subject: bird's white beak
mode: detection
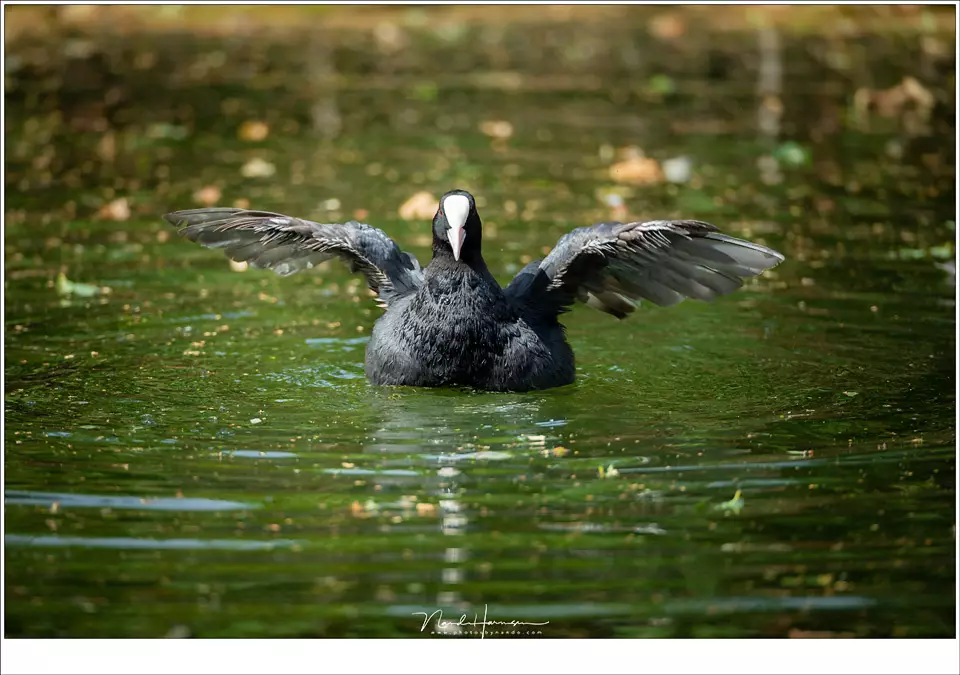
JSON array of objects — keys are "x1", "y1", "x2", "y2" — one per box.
[{"x1": 443, "y1": 194, "x2": 470, "y2": 262}]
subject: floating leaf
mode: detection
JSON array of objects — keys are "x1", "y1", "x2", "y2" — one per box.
[
  {"x1": 146, "y1": 123, "x2": 189, "y2": 141},
  {"x1": 662, "y1": 155, "x2": 693, "y2": 184},
  {"x1": 715, "y1": 489, "x2": 744, "y2": 515},
  {"x1": 647, "y1": 74, "x2": 676, "y2": 96},
  {"x1": 193, "y1": 185, "x2": 221, "y2": 206},
  {"x1": 598, "y1": 464, "x2": 620, "y2": 479},
  {"x1": 542, "y1": 445, "x2": 570, "y2": 458},
  {"x1": 609, "y1": 155, "x2": 663, "y2": 186},
  {"x1": 929, "y1": 244, "x2": 953, "y2": 260},
  {"x1": 398, "y1": 191, "x2": 437, "y2": 221},
  {"x1": 410, "y1": 82, "x2": 438, "y2": 102},
  {"x1": 479, "y1": 119, "x2": 514, "y2": 140},
  {"x1": 238, "y1": 120, "x2": 270, "y2": 142},
  {"x1": 649, "y1": 13, "x2": 685, "y2": 40},
  {"x1": 96, "y1": 197, "x2": 131, "y2": 221},
  {"x1": 773, "y1": 141, "x2": 811, "y2": 168},
  {"x1": 56, "y1": 273, "x2": 108, "y2": 298},
  {"x1": 240, "y1": 157, "x2": 276, "y2": 178}
]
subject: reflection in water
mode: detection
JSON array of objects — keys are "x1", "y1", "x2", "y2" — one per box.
[
  {"x1": 4, "y1": 490, "x2": 258, "y2": 512},
  {"x1": 5, "y1": 534, "x2": 300, "y2": 551},
  {"x1": 361, "y1": 393, "x2": 554, "y2": 635},
  {"x1": 222, "y1": 450, "x2": 299, "y2": 460},
  {"x1": 306, "y1": 40, "x2": 342, "y2": 140},
  {"x1": 756, "y1": 27, "x2": 783, "y2": 140},
  {"x1": 663, "y1": 595, "x2": 877, "y2": 614}
]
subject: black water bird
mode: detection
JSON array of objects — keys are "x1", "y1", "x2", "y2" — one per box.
[{"x1": 164, "y1": 190, "x2": 784, "y2": 392}]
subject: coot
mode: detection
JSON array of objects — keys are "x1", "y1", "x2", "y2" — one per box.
[{"x1": 164, "y1": 190, "x2": 784, "y2": 391}]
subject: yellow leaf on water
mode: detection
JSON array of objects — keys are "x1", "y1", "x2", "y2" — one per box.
[
  {"x1": 479, "y1": 119, "x2": 514, "y2": 139},
  {"x1": 238, "y1": 120, "x2": 270, "y2": 142},
  {"x1": 96, "y1": 197, "x2": 131, "y2": 221},
  {"x1": 609, "y1": 155, "x2": 663, "y2": 186},
  {"x1": 193, "y1": 185, "x2": 222, "y2": 206},
  {"x1": 716, "y1": 489, "x2": 745, "y2": 515},
  {"x1": 398, "y1": 191, "x2": 437, "y2": 221}
]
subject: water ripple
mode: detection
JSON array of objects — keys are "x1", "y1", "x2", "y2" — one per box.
[
  {"x1": 4, "y1": 490, "x2": 258, "y2": 512},
  {"x1": 5, "y1": 534, "x2": 298, "y2": 551}
]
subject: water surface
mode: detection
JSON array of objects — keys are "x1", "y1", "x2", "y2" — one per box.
[{"x1": 4, "y1": 9, "x2": 956, "y2": 638}]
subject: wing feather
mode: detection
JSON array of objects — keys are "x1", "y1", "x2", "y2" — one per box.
[
  {"x1": 163, "y1": 208, "x2": 423, "y2": 305},
  {"x1": 506, "y1": 218, "x2": 783, "y2": 318}
]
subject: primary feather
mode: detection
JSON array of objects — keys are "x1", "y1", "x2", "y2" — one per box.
[
  {"x1": 505, "y1": 219, "x2": 784, "y2": 318},
  {"x1": 163, "y1": 208, "x2": 423, "y2": 306}
]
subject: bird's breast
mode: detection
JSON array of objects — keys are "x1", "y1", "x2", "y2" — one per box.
[{"x1": 404, "y1": 272, "x2": 516, "y2": 360}]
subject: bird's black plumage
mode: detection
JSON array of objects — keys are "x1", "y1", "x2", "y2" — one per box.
[{"x1": 164, "y1": 190, "x2": 784, "y2": 392}]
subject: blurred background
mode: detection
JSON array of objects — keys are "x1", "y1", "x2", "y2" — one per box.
[{"x1": 4, "y1": 5, "x2": 957, "y2": 639}]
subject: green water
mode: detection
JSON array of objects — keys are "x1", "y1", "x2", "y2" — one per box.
[{"x1": 4, "y1": 13, "x2": 956, "y2": 638}]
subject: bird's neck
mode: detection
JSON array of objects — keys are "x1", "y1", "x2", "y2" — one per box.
[{"x1": 431, "y1": 244, "x2": 488, "y2": 273}]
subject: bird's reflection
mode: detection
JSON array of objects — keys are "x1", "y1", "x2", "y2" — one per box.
[{"x1": 359, "y1": 388, "x2": 572, "y2": 634}]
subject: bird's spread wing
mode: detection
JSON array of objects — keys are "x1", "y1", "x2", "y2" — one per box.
[
  {"x1": 163, "y1": 208, "x2": 423, "y2": 306},
  {"x1": 505, "y1": 219, "x2": 784, "y2": 319}
]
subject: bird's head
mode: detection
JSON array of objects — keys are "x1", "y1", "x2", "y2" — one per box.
[{"x1": 433, "y1": 189, "x2": 481, "y2": 262}]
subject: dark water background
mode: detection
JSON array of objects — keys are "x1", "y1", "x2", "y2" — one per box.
[{"x1": 3, "y1": 6, "x2": 956, "y2": 638}]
